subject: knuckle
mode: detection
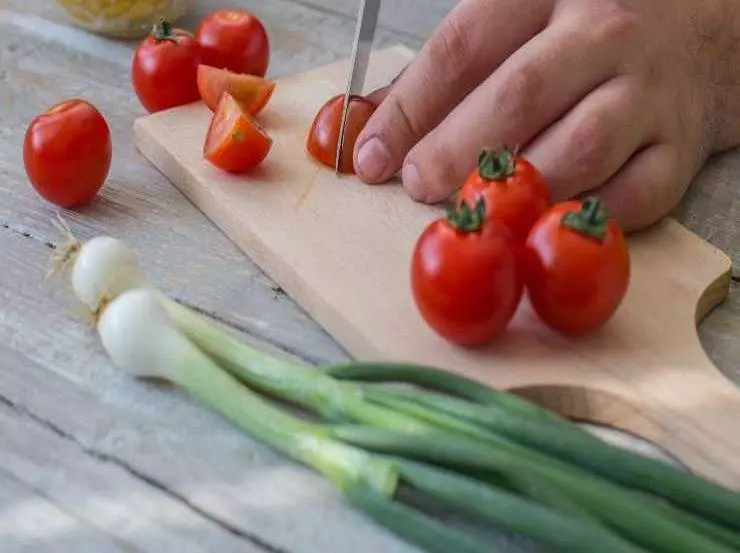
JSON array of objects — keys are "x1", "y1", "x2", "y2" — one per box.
[
  {"x1": 387, "y1": 93, "x2": 425, "y2": 146},
  {"x1": 496, "y1": 65, "x2": 544, "y2": 128},
  {"x1": 583, "y1": 7, "x2": 640, "y2": 48},
  {"x1": 427, "y1": 16, "x2": 472, "y2": 85},
  {"x1": 569, "y1": 111, "x2": 613, "y2": 178}
]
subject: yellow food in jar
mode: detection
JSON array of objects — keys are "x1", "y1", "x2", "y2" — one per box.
[{"x1": 54, "y1": 0, "x2": 189, "y2": 38}]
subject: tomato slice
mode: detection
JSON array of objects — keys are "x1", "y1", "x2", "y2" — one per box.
[
  {"x1": 203, "y1": 92, "x2": 272, "y2": 173},
  {"x1": 197, "y1": 64, "x2": 275, "y2": 114}
]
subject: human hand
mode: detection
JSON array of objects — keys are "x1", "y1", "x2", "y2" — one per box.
[{"x1": 353, "y1": 0, "x2": 740, "y2": 231}]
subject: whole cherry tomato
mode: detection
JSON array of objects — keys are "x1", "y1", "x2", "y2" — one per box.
[
  {"x1": 23, "y1": 98, "x2": 111, "y2": 208},
  {"x1": 203, "y1": 92, "x2": 273, "y2": 173},
  {"x1": 131, "y1": 19, "x2": 201, "y2": 113},
  {"x1": 195, "y1": 10, "x2": 270, "y2": 77},
  {"x1": 411, "y1": 198, "x2": 523, "y2": 347},
  {"x1": 522, "y1": 197, "x2": 630, "y2": 336},
  {"x1": 306, "y1": 94, "x2": 376, "y2": 174},
  {"x1": 457, "y1": 147, "x2": 550, "y2": 243}
]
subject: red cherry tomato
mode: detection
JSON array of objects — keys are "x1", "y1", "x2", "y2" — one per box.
[
  {"x1": 23, "y1": 98, "x2": 111, "y2": 208},
  {"x1": 195, "y1": 10, "x2": 270, "y2": 77},
  {"x1": 197, "y1": 64, "x2": 275, "y2": 114},
  {"x1": 131, "y1": 19, "x2": 201, "y2": 113},
  {"x1": 522, "y1": 197, "x2": 630, "y2": 336},
  {"x1": 458, "y1": 147, "x2": 550, "y2": 243},
  {"x1": 203, "y1": 92, "x2": 273, "y2": 173},
  {"x1": 306, "y1": 94, "x2": 376, "y2": 174},
  {"x1": 411, "y1": 198, "x2": 523, "y2": 347}
]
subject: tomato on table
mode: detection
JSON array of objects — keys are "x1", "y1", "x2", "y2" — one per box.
[
  {"x1": 306, "y1": 94, "x2": 376, "y2": 174},
  {"x1": 23, "y1": 98, "x2": 112, "y2": 208},
  {"x1": 197, "y1": 64, "x2": 275, "y2": 114},
  {"x1": 522, "y1": 197, "x2": 630, "y2": 336},
  {"x1": 196, "y1": 10, "x2": 270, "y2": 77},
  {"x1": 131, "y1": 18, "x2": 201, "y2": 113},
  {"x1": 411, "y1": 198, "x2": 523, "y2": 347},
  {"x1": 457, "y1": 147, "x2": 550, "y2": 243},
  {"x1": 203, "y1": 92, "x2": 273, "y2": 173}
]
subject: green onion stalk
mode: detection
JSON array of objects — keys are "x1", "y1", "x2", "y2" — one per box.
[
  {"x1": 331, "y1": 425, "x2": 737, "y2": 553},
  {"x1": 94, "y1": 287, "x2": 644, "y2": 553}
]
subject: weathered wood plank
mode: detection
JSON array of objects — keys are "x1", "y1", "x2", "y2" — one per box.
[
  {"x1": 0, "y1": 397, "x2": 266, "y2": 553},
  {"x1": 0, "y1": 230, "x2": 431, "y2": 553},
  {"x1": 0, "y1": 470, "x2": 131, "y2": 553}
]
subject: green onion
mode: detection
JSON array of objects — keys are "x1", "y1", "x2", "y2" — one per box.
[
  {"x1": 365, "y1": 384, "x2": 740, "y2": 532},
  {"x1": 342, "y1": 480, "x2": 492, "y2": 553},
  {"x1": 392, "y1": 458, "x2": 647, "y2": 553},
  {"x1": 332, "y1": 425, "x2": 736, "y2": 553},
  {"x1": 325, "y1": 361, "x2": 567, "y2": 424}
]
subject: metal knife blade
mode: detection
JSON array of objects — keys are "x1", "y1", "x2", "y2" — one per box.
[{"x1": 335, "y1": 0, "x2": 381, "y2": 174}]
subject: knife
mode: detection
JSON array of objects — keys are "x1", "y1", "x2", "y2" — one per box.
[{"x1": 335, "y1": 0, "x2": 382, "y2": 174}]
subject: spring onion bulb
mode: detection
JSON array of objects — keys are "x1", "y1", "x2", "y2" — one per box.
[
  {"x1": 71, "y1": 236, "x2": 152, "y2": 313},
  {"x1": 96, "y1": 287, "x2": 398, "y2": 496}
]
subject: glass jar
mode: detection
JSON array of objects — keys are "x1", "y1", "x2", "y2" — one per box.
[{"x1": 54, "y1": 0, "x2": 189, "y2": 38}]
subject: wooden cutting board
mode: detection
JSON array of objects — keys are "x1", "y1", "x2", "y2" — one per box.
[{"x1": 133, "y1": 45, "x2": 740, "y2": 489}]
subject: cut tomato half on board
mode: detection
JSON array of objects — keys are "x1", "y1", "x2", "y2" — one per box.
[
  {"x1": 203, "y1": 92, "x2": 273, "y2": 173},
  {"x1": 197, "y1": 64, "x2": 275, "y2": 114}
]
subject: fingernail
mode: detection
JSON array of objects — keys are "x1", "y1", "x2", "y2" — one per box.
[
  {"x1": 357, "y1": 138, "x2": 389, "y2": 181},
  {"x1": 402, "y1": 163, "x2": 425, "y2": 201}
]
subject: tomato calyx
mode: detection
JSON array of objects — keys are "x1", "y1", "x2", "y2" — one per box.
[
  {"x1": 477, "y1": 146, "x2": 517, "y2": 181},
  {"x1": 151, "y1": 18, "x2": 179, "y2": 44},
  {"x1": 446, "y1": 198, "x2": 487, "y2": 233},
  {"x1": 560, "y1": 196, "x2": 609, "y2": 241}
]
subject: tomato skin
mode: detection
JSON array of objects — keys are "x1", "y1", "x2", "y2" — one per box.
[
  {"x1": 195, "y1": 10, "x2": 270, "y2": 77},
  {"x1": 203, "y1": 92, "x2": 273, "y2": 173},
  {"x1": 458, "y1": 148, "x2": 550, "y2": 243},
  {"x1": 131, "y1": 20, "x2": 201, "y2": 113},
  {"x1": 23, "y1": 98, "x2": 111, "y2": 208},
  {"x1": 522, "y1": 198, "x2": 630, "y2": 336},
  {"x1": 306, "y1": 94, "x2": 376, "y2": 174},
  {"x1": 197, "y1": 64, "x2": 275, "y2": 114},
  {"x1": 411, "y1": 202, "x2": 523, "y2": 347}
]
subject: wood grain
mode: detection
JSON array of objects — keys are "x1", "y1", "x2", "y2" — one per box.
[
  {"x1": 2, "y1": 0, "x2": 740, "y2": 550},
  {"x1": 0, "y1": 470, "x2": 132, "y2": 553},
  {"x1": 0, "y1": 231, "x2": 428, "y2": 553},
  {"x1": 134, "y1": 45, "x2": 740, "y2": 488}
]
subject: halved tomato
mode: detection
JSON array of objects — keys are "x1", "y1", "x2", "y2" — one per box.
[
  {"x1": 197, "y1": 64, "x2": 275, "y2": 114},
  {"x1": 203, "y1": 92, "x2": 272, "y2": 173}
]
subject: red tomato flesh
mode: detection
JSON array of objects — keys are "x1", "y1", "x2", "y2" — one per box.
[
  {"x1": 195, "y1": 10, "x2": 270, "y2": 77},
  {"x1": 522, "y1": 197, "x2": 630, "y2": 336},
  {"x1": 306, "y1": 94, "x2": 376, "y2": 174},
  {"x1": 23, "y1": 98, "x2": 112, "y2": 208},
  {"x1": 203, "y1": 92, "x2": 272, "y2": 173},
  {"x1": 197, "y1": 64, "x2": 275, "y2": 114},
  {"x1": 458, "y1": 147, "x2": 550, "y2": 243},
  {"x1": 411, "y1": 199, "x2": 523, "y2": 347},
  {"x1": 131, "y1": 19, "x2": 201, "y2": 113}
]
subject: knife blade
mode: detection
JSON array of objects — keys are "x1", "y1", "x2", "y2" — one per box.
[{"x1": 335, "y1": 0, "x2": 382, "y2": 174}]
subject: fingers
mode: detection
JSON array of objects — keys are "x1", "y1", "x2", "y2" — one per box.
[
  {"x1": 588, "y1": 144, "x2": 685, "y2": 232},
  {"x1": 399, "y1": 18, "x2": 624, "y2": 202},
  {"x1": 353, "y1": 0, "x2": 553, "y2": 184},
  {"x1": 523, "y1": 75, "x2": 653, "y2": 202}
]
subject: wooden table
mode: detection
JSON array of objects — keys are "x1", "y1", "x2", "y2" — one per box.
[{"x1": 2, "y1": 1, "x2": 739, "y2": 552}]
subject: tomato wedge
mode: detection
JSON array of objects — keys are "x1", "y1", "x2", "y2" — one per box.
[
  {"x1": 203, "y1": 92, "x2": 272, "y2": 173},
  {"x1": 197, "y1": 64, "x2": 275, "y2": 114}
]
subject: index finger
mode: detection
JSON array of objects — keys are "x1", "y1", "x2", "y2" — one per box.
[{"x1": 353, "y1": 0, "x2": 553, "y2": 184}]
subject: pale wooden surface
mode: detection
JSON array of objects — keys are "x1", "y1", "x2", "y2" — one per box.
[{"x1": 2, "y1": 0, "x2": 740, "y2": 551}]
